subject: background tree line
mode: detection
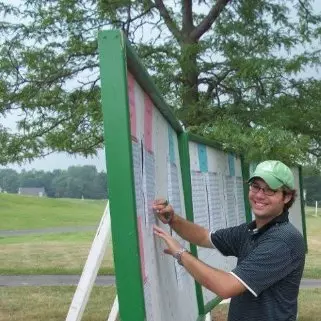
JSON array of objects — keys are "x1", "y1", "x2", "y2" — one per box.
[
  {"x1": 0, "y1": 166, "x2": 108, "y2": 199},
  {"x1": 303, "y1": 166, "x2": 321, "y2": 206},
  {"x1": 1, "y1": 164, "x2": 321, "y2": 206},
  {"x1": 303, "y1": 175, "x2": 321, "y2": 207}
]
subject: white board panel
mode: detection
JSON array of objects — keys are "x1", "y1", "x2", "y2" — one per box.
[
  {"x1": 188, "y1": 141, "x2": 247, "y2": 306},
  {"x1": 129, "y1": 73, "x2": 198, "y2": 321}
]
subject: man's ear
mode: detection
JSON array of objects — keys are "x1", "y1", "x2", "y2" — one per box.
[{"x1": 283, "y1": 193, "x2": 292, "y2": 205}]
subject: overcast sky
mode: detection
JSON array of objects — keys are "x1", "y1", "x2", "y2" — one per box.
[
  {"x1": 6, "y1": 151, "x2": 108, "y2": 173},
  {"x1": 1, "y1": 1, "x2": 321, "y2": 172}
]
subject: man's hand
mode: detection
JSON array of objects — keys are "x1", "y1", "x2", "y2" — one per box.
[
  {"x1": 153, "y1": 199, "x2": 175, "y2": 224},
  {"x1": 153, "y1": 225, "x2": 182, "y2": 255}
]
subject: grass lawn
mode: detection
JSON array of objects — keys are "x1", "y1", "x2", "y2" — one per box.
[
  {"x1": 0, "y1": 286, "x2": 116, "y2": 321},
  {"x1": 0, "y1": 232, "x2": 114, "y2": 275},
  {"x1": 303, "y1": 208, "x2": 321, "y2": 279},
  {"x1": 0, "y1": 198, "x2": 319, "y2": 277},
  {"x1": 0, "y1": 197, "x2": 320, "y2": 320},
  {"x1": 0, "y1": 194, "x2": 112, "y2": 274},
  {"x1": 211, "y1": 289, "x2": 321, "y2": 321},
  {"x1": 0, "y1": 193, "x2": 106, "y2": 230},
  {"x1": 0, "y1": 287, "x2": 320, "y2": 321}
]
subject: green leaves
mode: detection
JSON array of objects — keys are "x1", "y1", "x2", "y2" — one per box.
[
  {"x1": 0, "y1": 0, "x2": 321, "y2": 168},
  {"x1": 194, "y1": 118, "x2": 310, "y2": 166}
]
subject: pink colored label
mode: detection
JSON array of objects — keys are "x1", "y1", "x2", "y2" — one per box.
[
  {"x1": 127, "y1": 72, "x2": 136, "y2": 138},
  {"x1": 144, "y1": 94, "x2": 153, "y2": 152},
  {"x1": 137, "y1": 216, "x2": 147, "y2": 282}
]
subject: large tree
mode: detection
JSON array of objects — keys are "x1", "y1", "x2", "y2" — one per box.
[{"x1": 0, "y1": 0, "x2": 321, "y2": 166}]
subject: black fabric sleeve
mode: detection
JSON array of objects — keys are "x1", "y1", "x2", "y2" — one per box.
[
  {"x1": 231, "y1": 238, "x2": 293, "y2": 296},
  {"x1": 210, "y1": 224, "x2": 246, "y2": 257}
]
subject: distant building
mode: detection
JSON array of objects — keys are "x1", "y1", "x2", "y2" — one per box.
[{"x1": 18, "y1": 187, "x2": 46, "y2": 197}]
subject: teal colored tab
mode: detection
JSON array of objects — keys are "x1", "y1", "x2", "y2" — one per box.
[
  {"x1": 197, "y1": 144, "x2": 208, "y2": 172},
  {"x1": 228, "y1": 153, "x2": 235, "y2": 176},
  {"x1": 168, "y1": 126, "x2": 175, "y2": 162}
]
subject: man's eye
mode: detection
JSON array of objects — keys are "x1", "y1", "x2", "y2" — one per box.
[{"x1": 265, "y1": 188, "x2": 277, "y2": 195}]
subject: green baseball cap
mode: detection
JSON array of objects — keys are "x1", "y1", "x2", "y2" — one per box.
[{"x1": 249, "y1": 160, "x2": 295, "y2": 189}]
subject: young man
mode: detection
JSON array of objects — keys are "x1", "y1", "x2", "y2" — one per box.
[{"x1": 153, "y1": 160, "x2": 305, "y2": 321}]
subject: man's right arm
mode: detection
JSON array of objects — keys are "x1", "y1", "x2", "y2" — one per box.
[
  {"x1": 153, "y1": 199, "x2": 213, "y2": 248},
  {"x1": 169, "y1": 214, "x2": 214, "y2": 248}
]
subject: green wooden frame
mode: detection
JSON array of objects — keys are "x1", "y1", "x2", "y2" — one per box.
[
  {"x1": 98, "y1": 30, "x2": 145, "y2": 321},
  {"x1": 98, "y1": 30, "x2": 186, "y2": 321},
  {"x1": 241, "y1": 157, "x2": 252, "y2": 223},
  {"x1": 298, "y1": 166, "x2": 308, "y2": 252},
  {"x1": 99, "y1": 29, "x2": 254, "y2": 321},
  {"x1": 178, "y1": 133, "x2": 206, "y2": 317},
  {"x1": 178, "y1": 132, "x2": 251, "y2": 319}
]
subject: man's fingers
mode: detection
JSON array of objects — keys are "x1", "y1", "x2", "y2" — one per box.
[
  {"x1": 153, "y1": 199, "x2": 167, "y2": 206},
  {"x1": 153, "y1": 199, "x2": 171, "y2": 212},
  {"x1": 153, "y1": 225, "x2": 166, "y2": 235},
  {"x1": 154, "y1": 205, "x2": 168, "y2": 212},
  {"x1": 158, "y1": 206, "x2": 171, "y2": 213},
  {"x1": 153, "y1": 225, "x2": 171, "y2": 240},
  {"x1": 153, "y1": 224, "x2": 182, "y2": 257}
]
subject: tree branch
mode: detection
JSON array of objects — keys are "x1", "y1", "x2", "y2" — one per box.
[
  {"x1": 154, "y1": 0, "x2": 182, "y2": 42},
  {"x1": 191, "y1": 0, "x2": 231, "y2": 41},
  {"x1": 182, "y1": 0, "x2": 194, "y2": 36},
  {"x1": 123, "y1": 2, "x2": 156, "y2": 37}
]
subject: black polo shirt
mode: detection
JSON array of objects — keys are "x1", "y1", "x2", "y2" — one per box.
[{"x1": 210, "y1": 211, "x2": 306, "y2": 321}]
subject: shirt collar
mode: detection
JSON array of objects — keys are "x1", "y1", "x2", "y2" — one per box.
[{"x1": 248, "y1": 211, "x2": 289, "y2": 236}]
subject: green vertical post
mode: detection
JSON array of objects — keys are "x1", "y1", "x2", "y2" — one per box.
[
  {"x1": 98, "y1": 30, "x2": 145, "y2": 320},
  {"x1": 241, "y1": 158, "x2": 252, "y2": 223},
  {"x1": 178, "y1": 132, "x2": 205, "y2": 315},
  {"x1": 298, "y1": 166, "x2": 308, "y2": 253}
]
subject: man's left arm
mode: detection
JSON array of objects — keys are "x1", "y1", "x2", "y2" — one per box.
[
  {"x1": 154, "y1": 224, "x2": 247, "y2": 299},
  {"x1": 180, "y1": 251, "x2": 247, "y2": 299}
]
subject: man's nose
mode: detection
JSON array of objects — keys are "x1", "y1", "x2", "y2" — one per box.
[{"x1": 256, "y1": 188, "x2": 266, "y2": 197}]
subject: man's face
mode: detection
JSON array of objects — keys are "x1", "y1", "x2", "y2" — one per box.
[{"x1": 249, "y1": 178, "x2": 291, "y2": 219}]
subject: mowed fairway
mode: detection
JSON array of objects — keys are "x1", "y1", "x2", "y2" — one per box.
[
  {"x1": 0, "y1": 194, "x2": 116, "y2": 321},
  {"x1": 211, "y1": 289, "x2": 321, "y2": 321},
  {"x1": 0, "y1": 232, "x2": 114, "y2": 275},
  {"x1": 0, "y1": 196, "x2": 320, "y2": 320},
  {"x1": 303, "y1": 207, "x2": 321, "y2": 279},
  {"x1": 0, "y1": 193, "x2": 106, "y2": 230},
  {"x1": 0, "y1": 194, "x2": 113, "y2": 275},
  {"x1": 0, "y1": 286, "x2": 116, "y2": 321}
]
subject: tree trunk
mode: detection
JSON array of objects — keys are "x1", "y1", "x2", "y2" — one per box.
[{"x1": 178, "y1": 40, "x2": 199, "y2": 127}]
